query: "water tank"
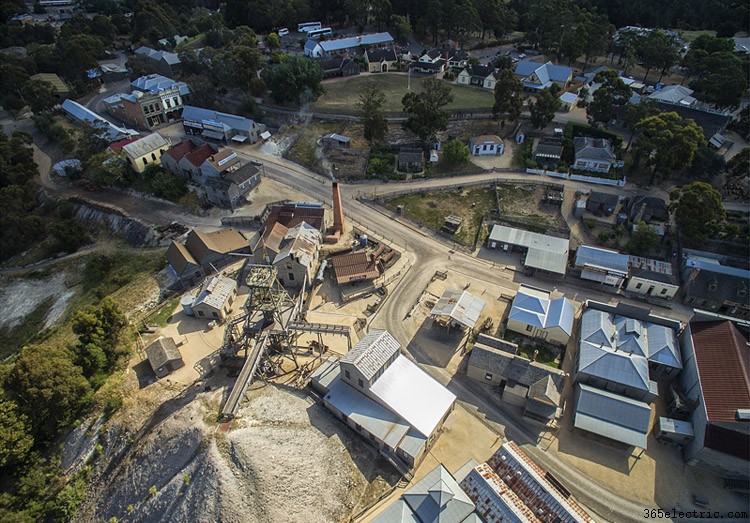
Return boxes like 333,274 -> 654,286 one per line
315,259 -> 328,284
181,295 -> 195,316
359,234 -> 368,248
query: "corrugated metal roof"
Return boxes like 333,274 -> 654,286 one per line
430,289 -> 486,329
319,32 -> 393,52
487,442 -> 595,522
145,337 -> 181,371
509,287 -> 575,336
61,99 -> 137,140
192,274 -> 236,311
271,222 -> 322,269
182,105 -> 256,133
461,464 -> 540,522
131,73 -> 189,95
122,133 -> 169,159
488,225 -> 569,275
370,354 -> 456,437
690,321 -> 750,423
575,245 -> 629,273
371,499 -> 421,523
645,323 -> 682,369
330,251 -> 379,284
341,329 -> 401,380
402,464 -> 475,523
574,383 -> 652,448
578,341 -> 651,391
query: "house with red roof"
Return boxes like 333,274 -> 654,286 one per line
677,320 -> 749,481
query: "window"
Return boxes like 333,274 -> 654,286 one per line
660,288 -> 668,295
289,273 -> 295,281
635,283 -> 642,289
525,325 -> 532,332
212,312 -> 218,318
151,153 -> 157,161
197,310 -> 204,316
358,379 -> 364,388
286,262 -> 292,269
484,373 -> 493,381
345,370 -> 350,379
143,158 -> 148,165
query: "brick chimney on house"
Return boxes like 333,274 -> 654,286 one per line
332,181 -> 345,235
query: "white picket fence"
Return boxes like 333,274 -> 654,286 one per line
525,168 -> 626,187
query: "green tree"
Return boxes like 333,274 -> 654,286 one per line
492,68 -> 523,121
688,146 -> 726,178
726,148 -> 749,180
0,398 -> 34,469
626,222 -> 660,256
442,139 -> 470,165
529,85 -> 560,129
144,164 -> 187,201
266,55 -> 324,105
266,32 -> 279,50
669,181 -> 726,247
689,52 -> 746,110
23,79 -> 57,113
84,150 -> 129,186
50,219 -> 91,253
392,14 -> 412,41
9,345 -> 92,439
401,77 -> 454,142
357,83 -> 388,144
633,112 -> 705,181
636,30 -> 678,82
587,70 -> 632,127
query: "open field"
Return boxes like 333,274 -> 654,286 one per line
385,187 -> 496,245
314,74 -> 494,113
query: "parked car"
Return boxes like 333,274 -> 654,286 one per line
518,53 -> 526,59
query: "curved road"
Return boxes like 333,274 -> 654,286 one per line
28,141 -> 687,523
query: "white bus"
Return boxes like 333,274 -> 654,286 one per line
297,22 -> 322,33
307,27 -> 332,39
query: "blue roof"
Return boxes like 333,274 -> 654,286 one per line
684,256 -> 750,279
509,287 -> 575,336
560,92 -> 578,103
61,99 -> 137,140
575,245 -> 630,274
304,39 -> 318,52
514,60 -> 572,88
131,74 -> 189,96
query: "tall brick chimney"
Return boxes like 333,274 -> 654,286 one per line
332,181 -> 345,234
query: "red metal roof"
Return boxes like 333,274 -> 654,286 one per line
691,321 -> 750,423
108,136 -> 141,151
330,251 -> 380,284
265,203 -> 326,232
183,143 -> 216,168
164,139 -> 197,161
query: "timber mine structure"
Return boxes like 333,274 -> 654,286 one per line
220,264 -> 351,420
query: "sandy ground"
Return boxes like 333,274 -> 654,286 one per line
470,141 -> 519,170
76,384 -> 393,523
0,271 -> 72,329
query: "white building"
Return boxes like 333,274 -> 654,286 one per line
468,135 -> 504,156
190,274 -> 237,321
507,286 -> 576,346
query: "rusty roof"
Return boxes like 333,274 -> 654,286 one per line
330,251 -> 380,284
164,139 -> 197,162
691,321 -> 750,423
205,148 -> 240,171
182,143 -> 216,168
461,463 -> 540,522
266,203 -> 326,232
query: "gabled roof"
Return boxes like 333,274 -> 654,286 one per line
648,85 -> 695,105
182,143 -> 217,168
204,148 -> 240,172
574,137 -> 616,162
514,60 -> 572,89
145,337 -> 181,371
29,72 -> 69,94
330,251 -> 379,284
509,286 -> 575,336
122,133 -> 169,159
459,464 -> 536,523
61,99 -> 137,141
528,375 -> 561,406
164,139 -> 197,162
322,133 -> 350,143
193,274 -> 236,310
184,228 -> 249,264
265,202 -> 326,232
131,74 -> 189,95
559,92 -> 578,103
166,241 -> 198,275
575,245 -> 630,274
645,323 -> 682,369
691,321 -> 750,423
369,354 -> 457,437
270,221 -> 322,268
574,383 -> 652,448
398,464 -> 475,523
341,329 -> 401,380
535,140 -> 564,159
461,63 -> 495,80
318,32 -> 394,52
182,105 -> 256,133
134,46 -> 180,65
367,48 -> 397,62
488,225 -> 569,275
430,289 -> 486,330
469,135 -> 502,146
682,255 -> 750,307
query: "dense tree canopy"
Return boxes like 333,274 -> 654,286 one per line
633,112 -> 705,179
529,85 -> 560,129
357,83 -> 388,144
626,222 -> 660,256
442,139 -> 470,165
669,181 -> 726,247
266,55 -> 324,105
401,77 -> 454,141
587,70 -> 632,127
492,68 -> 523,121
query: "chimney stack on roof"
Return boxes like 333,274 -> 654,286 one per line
332,181 -> 345,235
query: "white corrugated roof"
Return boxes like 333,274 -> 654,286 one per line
488,225 -> 569,275
430,289 -> 486,329
122,133 -> 169,159
341,329 -> 401,380
370,355 -> 456,437
192,274 -> 236,311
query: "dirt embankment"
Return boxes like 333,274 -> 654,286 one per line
74,384 -> 393,523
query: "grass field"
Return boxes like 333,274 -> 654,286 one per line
385,187 -> 496,245
314,74 -> 494,113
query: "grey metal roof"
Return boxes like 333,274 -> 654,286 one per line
182,105 -> 256,133
469,336 -> 566,392
341,329 -> 401,380
613,315 -> 648,358
144,337 -> 181,371
402,464 -> 476,523
122,133 -> 169,159
574,383 -> 652,448
322,133 -> 350,143
62,99 -> 137,140
319,32 -> 393,52
645,323 -> 682,369
131,74 -> 189,95
371,499 -> 421,523
574,137 -> 616,162
430,289 -> 486,329
192,274 -> 236,311
535,141 -> 563,159
575,245 -> 629,274
509,286 -> 575,336
577,341 -> 651,392
488,225 -> 569,275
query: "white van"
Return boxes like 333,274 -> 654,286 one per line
278,28 -> 289,37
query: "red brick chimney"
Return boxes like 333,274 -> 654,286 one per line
332,181 -> 345,234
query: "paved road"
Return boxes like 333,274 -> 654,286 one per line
15,132 -> 700,523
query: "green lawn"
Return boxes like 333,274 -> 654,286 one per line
385,187 -> 496,245
504,331 -> 561,368
314,74 -> 494,113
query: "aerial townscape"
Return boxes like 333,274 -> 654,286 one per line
1,0 -> 750,522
